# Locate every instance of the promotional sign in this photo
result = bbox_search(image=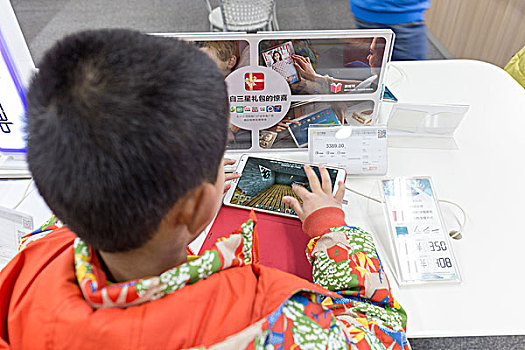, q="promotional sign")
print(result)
[160,30,394,152]
[225,66,291,130]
